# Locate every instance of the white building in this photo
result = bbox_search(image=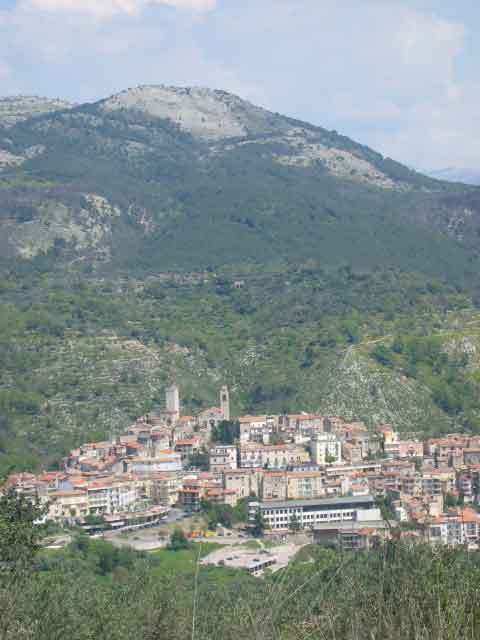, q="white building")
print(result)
[209,445,238,472]
[87,480,138,516]
[239,443,309,469]
[311,433,342,465]
[239,416,268,443]
[125,453,182,474]
[249,495,382,531]
[428,509,480,547]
